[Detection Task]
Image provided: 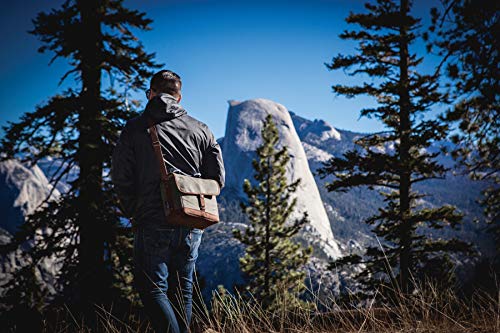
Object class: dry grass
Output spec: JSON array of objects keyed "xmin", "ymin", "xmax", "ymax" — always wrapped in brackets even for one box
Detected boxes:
[
  {"xmin": 11, "ymin": 279, "xmax": 499, "ymax": 332},
  {"xmin": 190, "ymin": 281, "xmax": 500, "ymax": 333}
]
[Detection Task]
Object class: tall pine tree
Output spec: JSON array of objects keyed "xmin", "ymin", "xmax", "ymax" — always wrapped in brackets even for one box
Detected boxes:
[
  {"xmin": 428, "ymin": 0, "xmax": 499, "ymax": 258},
  {"xmin": 0, "ymin": 0, "xmax": 160, "ymax": 311},
  {"xmin": 318, "ymin": 0, "xmax": 473, "ymax": 296},
  {"xmin": 233, "ymin": 114, "xmax": 312, "ymax": 310}
]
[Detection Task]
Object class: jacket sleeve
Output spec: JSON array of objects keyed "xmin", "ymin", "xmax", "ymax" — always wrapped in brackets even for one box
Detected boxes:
[
  {"xmin": 201, "ymin": 131, "xmax": 225, "ymax": 189},
  {"xmin": 111, "ymin": 124, "xmax": 137, "ymax": 218}
]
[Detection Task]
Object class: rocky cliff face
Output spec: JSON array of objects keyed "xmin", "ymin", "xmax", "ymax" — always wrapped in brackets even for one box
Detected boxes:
[
  {"xmin": 0, "ymin": 159, "xmax": 60, "ymax": 234},
  {"xmin": 220, "ymin": 99, "xmax": 342, "ymax": 259},
  {"xmin": 0, "ymin": 159, "xmax": 61, "ymax": 299}
]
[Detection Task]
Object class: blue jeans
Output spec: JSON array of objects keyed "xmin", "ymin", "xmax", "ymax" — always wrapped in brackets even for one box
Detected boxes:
[{"xmin": 134, "ymin": 225, "xmax": 203, "ymax": 333}]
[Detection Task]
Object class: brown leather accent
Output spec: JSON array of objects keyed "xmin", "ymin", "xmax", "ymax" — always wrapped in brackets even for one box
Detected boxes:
[
  {"xmin": 183, "ymin": 207, "xmax": 219, "ymax": 222},
  {"xmin": 148, "ymin": 117, "xmax": 175, "ymax": 217},
  {"xmin": 199, "ymin": 194, "xmax": 206, "ymax": 211},
  {"xmin": 161, "ymin": 208, "xmax": 219, "ymax": 229},
  {"xmin": 148, "ymin": 118, "xmax": 169, "ymax": 182}
]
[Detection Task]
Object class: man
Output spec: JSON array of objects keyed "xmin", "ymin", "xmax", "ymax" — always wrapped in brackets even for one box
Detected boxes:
[{"xmin": 111, "ymin": 70, "xmax": 225, "ymax": 333}]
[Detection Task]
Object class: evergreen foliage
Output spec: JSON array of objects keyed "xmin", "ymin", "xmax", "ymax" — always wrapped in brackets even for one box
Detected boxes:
[
  {"xmin": 0, "ymin": 0, "xmax": 160, "ymax": 311},
  {"xmin": 428, "ymin": 0, "xmax": 499, "ymax": 259},
  {"xmin": 318, "ymin": 0, "xmax": 474, "ymax": 297},
  {"xmin": 233, "ymin": 114, "xmax": 312, "ymax": 310}
]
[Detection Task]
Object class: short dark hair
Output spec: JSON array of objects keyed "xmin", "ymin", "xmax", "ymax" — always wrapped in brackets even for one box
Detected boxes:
[{"xmin": 150, "ymin": 70, "xmax": 182, "ymax": 98}]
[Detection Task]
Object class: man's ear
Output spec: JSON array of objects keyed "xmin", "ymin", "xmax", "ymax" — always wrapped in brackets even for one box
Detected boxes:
[{"xmin": 177, "ymin": 93, "xmax": 182, "ymax": 103}]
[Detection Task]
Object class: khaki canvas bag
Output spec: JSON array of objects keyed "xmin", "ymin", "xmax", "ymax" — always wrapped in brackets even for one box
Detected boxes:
[{"xmin": 148, "ymin": 119, "xmax": 220, "ymax": 229}]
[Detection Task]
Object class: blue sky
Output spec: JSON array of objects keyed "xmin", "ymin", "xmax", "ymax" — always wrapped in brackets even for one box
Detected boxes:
[{"xmin": 0, "ymin": 0, "xmax": 439, "ymax": 139}]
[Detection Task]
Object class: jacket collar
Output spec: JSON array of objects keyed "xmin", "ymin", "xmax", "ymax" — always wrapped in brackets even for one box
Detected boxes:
[{"xmin": 142, "ymin": 93, "xmax": 187, "ymax": 125}]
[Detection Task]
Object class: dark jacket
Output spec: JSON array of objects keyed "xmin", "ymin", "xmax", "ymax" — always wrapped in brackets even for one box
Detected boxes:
[{"xmin": 111, "ymin": 93, "xmax": 225, "ymax": 225}]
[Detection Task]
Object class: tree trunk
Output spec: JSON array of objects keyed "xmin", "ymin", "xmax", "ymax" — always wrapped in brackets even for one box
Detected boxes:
[
  {"xmin": 76, "ymin": 0, "xmax": 107, "ymax": 306},
  {"xmin": 398, "ymin": 0, "xmax": 412, "ymax": 294}
]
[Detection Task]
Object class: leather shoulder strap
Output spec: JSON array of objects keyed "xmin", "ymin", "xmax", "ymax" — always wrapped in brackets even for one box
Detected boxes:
[{"xmin": 147, "ymin": 118, "xmax": 169, "ymax": 181}]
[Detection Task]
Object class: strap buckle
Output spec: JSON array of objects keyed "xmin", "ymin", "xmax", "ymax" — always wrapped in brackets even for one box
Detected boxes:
[{"xmin": 199, "ymin": 194, "xmax": 206, "ymax": 211}]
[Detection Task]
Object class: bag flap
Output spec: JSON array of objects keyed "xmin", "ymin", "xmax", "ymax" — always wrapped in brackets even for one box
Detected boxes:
[{"xmin": 172, "ymin": 173, "xmax": 220, "ymax": 196}]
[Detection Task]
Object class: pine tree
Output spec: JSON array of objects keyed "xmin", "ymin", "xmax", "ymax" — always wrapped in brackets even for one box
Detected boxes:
[
  {"xmin": 428, "ymin": 0, "xmax": 499, "ymax": 259},
  {"xmin": 0, "ymin": 0, "xmax": 160, "ymax": 311},
  {"xmin": 318, "ymin": 0, "xmax": 474, "ymax": 296},
  {"xmin": 233, "ymin": 114, "xmax": 312, "ymax": 310}
]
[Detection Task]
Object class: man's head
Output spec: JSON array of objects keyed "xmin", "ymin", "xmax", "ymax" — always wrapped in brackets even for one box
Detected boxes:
[{"xmin": 147, "ymin": 70, "xmax": 182, "ymax": 102}]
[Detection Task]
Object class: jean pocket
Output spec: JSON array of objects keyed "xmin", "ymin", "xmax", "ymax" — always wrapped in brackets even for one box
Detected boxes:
[{"xmin": 143, "ymin": 227, "xmax": 175, "ymax": 256}]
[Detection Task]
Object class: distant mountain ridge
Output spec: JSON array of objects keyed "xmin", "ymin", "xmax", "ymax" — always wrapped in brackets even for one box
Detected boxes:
[{"xmin": 289, "ymin": 111, "xmax": 492, "ymax": 255}]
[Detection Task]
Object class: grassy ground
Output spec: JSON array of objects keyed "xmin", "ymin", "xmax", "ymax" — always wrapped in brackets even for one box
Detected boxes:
[
  {"xmin": 25, "ymin": 280, "xmax": 499, "ymax": 333},
  {"xmin": 194, "ymin": 284, "xmax": 499, "ymax": 333}
]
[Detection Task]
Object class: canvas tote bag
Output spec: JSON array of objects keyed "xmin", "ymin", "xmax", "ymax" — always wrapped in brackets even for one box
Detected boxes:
[{"xmin": 148, "ymin": 119, "xmax": 220, "ymax": 229}]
